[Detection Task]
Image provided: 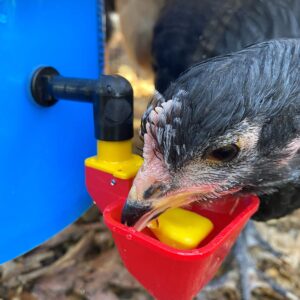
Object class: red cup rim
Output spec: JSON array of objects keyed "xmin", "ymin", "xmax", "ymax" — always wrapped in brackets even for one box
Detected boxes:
[{"xmin": 103, "ymin": 195, "xmax": 260, "ymax": 260}]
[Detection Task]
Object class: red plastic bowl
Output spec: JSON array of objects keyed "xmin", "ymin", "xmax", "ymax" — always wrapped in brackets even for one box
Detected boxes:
[{"xmin": 103, "ymin": 195, "xmax": 259, "ymax": 300}]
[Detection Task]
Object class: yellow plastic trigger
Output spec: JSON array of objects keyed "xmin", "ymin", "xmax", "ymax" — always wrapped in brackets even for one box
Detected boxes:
[{"xmin": 147, "ymin": 208, "xmax": 214, "ymax": 250}]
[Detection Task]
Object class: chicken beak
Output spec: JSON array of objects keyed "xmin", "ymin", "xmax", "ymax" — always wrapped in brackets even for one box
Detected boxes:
[
  {"xmin": 121, "ymin": 184, "xmax": 152, "ymax": 226},
  {"xmin": 121, "ymin": 200, "xmax": 152, "ymax": 226}
]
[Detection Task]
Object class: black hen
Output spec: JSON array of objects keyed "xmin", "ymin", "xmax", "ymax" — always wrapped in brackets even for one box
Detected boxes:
[{"xmin": 119, "ymin": 1, "xmax": 300, "ymax": 298}]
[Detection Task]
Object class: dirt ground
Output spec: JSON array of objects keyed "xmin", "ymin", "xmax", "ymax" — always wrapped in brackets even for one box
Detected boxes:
[{"xmin": 1, "ymin": 28, "xmax": 300, "ymax": 300}]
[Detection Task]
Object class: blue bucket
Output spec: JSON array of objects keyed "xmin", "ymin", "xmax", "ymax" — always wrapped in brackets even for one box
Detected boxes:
[{"xmin": 0, "ymin": 0, "xmax": 103, "ymax": 263}]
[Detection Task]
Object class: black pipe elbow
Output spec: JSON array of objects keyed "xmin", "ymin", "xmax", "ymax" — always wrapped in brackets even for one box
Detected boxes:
[{"xmin": 31, "ymin": 67, "xmax": 134, "ymax": 141}]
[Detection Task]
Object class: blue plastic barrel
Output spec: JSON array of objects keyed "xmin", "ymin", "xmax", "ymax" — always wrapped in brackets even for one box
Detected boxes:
[{"xmin": 0, "ymin": 0, "xmax": 102, "ymax": 263}]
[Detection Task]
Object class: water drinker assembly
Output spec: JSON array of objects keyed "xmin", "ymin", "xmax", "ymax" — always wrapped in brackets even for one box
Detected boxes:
[
  {"xmin": 31, "ymin": 67, "xmax": 260, "ymax": 300},
  {"xmin": 1, "ymin": 1, "xmax": 259, "ymax": 299}
]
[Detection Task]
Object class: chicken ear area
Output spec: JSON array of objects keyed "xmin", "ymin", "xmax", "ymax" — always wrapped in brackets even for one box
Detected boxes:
[{"xmin": 133, "ymin": 187, "xmax": 241, "ymax": 231}]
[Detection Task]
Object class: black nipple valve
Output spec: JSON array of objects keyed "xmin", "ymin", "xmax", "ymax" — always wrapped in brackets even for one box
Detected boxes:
[{"xmin": 31, "ymin": 66, "xmax": 133, "ymax": 141}]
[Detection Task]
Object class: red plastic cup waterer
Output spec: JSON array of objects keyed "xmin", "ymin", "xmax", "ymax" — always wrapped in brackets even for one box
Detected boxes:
[{"xmin": 104, "ymin": 196, "xmax": 259, "ymax": 300}]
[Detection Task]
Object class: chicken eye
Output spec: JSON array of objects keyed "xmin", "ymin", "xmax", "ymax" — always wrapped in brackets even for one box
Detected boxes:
[{"xmin": 206, "ymin": 144, "xmax": 240, "ymax": 162}]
